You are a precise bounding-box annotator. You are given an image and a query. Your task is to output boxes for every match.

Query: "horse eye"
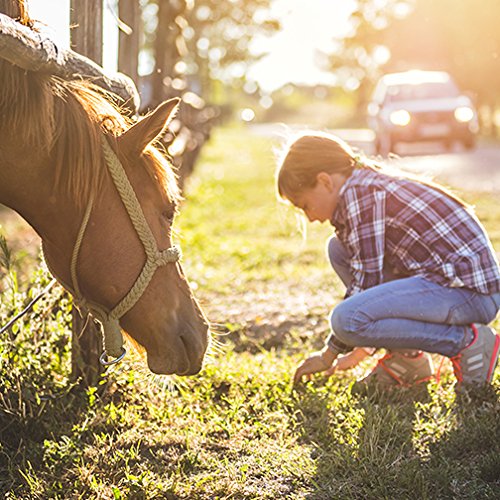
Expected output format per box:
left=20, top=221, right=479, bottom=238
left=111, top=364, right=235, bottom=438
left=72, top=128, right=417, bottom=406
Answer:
left=162, top=208, right=175, bottom=222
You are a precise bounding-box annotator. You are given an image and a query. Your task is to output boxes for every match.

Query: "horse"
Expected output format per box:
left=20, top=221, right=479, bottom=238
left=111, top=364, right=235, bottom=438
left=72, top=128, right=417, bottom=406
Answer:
left=0, top=11, right=210, bottom=376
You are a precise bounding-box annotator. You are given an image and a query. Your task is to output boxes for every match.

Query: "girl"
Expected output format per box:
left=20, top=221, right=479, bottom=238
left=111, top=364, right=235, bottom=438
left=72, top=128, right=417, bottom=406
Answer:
left=324, top=229, right=435, bottom=387
left=276, top=132, right=500, bottom=389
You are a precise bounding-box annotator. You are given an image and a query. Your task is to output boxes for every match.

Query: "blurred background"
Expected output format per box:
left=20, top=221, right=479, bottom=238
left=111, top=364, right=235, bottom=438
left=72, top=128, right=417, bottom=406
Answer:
left=28, top=0, right=500, bottom=131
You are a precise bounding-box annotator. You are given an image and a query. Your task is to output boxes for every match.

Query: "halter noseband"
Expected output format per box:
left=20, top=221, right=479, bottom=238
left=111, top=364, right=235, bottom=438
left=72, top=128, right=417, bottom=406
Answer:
left=65, top=136, right=181, bottom=365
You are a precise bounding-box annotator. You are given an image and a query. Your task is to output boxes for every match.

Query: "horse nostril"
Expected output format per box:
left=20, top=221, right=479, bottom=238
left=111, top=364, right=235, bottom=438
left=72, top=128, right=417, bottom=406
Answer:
left=179, top=333, right=205, bottom=374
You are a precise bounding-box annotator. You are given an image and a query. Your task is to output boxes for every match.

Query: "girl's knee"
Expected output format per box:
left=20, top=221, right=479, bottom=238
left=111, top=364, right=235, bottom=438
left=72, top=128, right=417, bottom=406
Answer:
left=330, top=302, right=356, bottom=344
left=330, top=299, right=373, bottom=346
left=327, top=238, right=352, bottom=288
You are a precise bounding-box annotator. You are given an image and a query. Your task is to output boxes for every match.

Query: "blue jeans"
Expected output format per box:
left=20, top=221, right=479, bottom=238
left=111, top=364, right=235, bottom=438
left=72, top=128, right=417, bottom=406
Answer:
left=327, top=237, right=500, bottom=357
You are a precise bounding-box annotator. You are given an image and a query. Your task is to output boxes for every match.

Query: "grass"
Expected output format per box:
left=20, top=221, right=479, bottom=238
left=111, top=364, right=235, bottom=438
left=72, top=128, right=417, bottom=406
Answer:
left=1, top=124, right=500, bottom=499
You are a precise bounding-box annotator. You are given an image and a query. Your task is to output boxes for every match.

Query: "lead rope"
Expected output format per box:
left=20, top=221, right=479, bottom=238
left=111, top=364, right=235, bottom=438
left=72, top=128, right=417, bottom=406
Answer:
left=68, top=136, right=181, bottom=365
left=0, top=278, right=57, bottom=335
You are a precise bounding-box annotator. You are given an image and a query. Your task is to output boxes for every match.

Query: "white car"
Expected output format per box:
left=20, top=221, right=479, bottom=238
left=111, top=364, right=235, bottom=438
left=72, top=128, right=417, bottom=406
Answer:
left=367, top=70, right=479, bottom=155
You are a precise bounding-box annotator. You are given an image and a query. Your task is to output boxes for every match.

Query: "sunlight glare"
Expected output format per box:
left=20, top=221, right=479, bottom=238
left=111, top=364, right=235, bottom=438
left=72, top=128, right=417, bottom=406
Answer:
left=240, top=108, right=256, bottom=122
left=28, top=0, right=70, bottom=47
left=248, top=0, right=356, bottom=92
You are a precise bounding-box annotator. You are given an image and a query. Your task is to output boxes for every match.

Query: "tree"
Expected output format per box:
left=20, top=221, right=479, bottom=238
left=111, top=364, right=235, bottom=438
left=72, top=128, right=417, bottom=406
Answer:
left=141, top=0, right=279, bottom=101
left=382, top=0, right=500, bottom=124
left=325, top=0, right=407, bottom=109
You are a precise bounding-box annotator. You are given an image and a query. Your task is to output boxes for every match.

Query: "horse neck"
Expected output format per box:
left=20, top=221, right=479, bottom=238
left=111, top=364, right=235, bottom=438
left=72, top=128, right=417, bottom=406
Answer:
left=0, top=61, right=74, bottom=238
left=0, top=150, right=80, bottom=249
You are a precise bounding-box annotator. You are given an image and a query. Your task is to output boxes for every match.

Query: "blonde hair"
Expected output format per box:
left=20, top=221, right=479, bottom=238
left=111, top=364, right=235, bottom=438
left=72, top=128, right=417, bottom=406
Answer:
left=276, top=131, right=469, bottom=209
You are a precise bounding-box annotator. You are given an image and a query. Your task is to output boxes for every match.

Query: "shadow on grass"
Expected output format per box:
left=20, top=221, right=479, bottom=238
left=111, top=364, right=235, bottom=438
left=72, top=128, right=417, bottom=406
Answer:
left=0, top=382, right=97, bottom=486
left=0, top=378, right=125, bottom=498
left=292, top=378, right=500, bottom=499
left=422, top=386, right=500, bottom=498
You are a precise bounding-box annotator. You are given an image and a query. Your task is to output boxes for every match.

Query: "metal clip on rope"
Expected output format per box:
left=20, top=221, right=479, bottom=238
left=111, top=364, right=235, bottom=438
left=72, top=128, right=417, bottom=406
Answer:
left=99, top=346, right=127, bottom=366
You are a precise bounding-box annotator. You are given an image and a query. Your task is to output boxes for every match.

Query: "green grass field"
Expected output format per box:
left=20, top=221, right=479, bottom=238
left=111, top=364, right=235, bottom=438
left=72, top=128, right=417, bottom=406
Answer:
left=1, top=125, right=500, bottom=499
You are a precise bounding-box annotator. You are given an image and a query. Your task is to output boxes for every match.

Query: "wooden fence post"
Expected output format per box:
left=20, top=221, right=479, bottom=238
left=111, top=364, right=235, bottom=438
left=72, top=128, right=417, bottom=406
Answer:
left=118, top=0, right=140, bottom=85
left=70, top=0, right=103, bottom=63
left=152, top=0, right=181, bottom=105
left=69, top=0, right=104, bottom=386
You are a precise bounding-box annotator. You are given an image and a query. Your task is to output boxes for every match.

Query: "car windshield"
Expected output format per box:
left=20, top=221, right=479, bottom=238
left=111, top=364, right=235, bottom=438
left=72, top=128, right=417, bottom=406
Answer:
left=385, top=81, right=460, bottom=102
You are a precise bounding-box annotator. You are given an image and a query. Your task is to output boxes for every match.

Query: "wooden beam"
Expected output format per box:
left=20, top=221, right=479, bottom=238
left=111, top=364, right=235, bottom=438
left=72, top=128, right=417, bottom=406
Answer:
left=0, top=12, right=139, bottom=106
left=0, top=0, right=30, bottom=22
left=152, top=0, right=180, bottom=104
left=70, top=309, right=102, bottom=386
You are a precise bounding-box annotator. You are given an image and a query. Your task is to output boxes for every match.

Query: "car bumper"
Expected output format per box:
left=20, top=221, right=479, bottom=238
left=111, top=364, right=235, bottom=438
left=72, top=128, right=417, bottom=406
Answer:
left=391, top=123, right=476, bottom=143
left=379, top=111, right=478, bottom=143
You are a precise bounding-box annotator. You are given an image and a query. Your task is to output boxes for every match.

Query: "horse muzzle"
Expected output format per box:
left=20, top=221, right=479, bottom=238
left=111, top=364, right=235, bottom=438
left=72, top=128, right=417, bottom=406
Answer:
left=146, top=326, right=209, bottom=376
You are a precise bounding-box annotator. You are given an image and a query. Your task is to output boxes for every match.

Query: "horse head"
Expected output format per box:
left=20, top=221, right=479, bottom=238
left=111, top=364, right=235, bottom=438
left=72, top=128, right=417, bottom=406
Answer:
left=0, top=12, right=210, bottom=375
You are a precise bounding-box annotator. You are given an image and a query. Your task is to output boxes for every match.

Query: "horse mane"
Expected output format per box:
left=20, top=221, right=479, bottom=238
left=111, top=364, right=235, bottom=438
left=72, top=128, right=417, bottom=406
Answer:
left=53, top=78, right=181, bottom=209
left=0, top=60, right=55, bottom=151
left=0, top=59, right=181, bottom=209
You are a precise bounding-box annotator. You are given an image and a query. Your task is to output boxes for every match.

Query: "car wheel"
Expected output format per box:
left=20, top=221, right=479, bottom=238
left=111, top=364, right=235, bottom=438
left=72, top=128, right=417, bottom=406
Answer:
left=443, top=139, right=454, bottom=151
left=376, top=134, right=392, bottom=157
left=462, top=137, right=476, bottom=150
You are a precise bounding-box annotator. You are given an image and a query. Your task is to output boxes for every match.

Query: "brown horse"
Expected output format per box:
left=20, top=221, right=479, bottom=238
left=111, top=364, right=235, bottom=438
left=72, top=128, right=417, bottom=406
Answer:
left=0, top=29, right=210, bottom=376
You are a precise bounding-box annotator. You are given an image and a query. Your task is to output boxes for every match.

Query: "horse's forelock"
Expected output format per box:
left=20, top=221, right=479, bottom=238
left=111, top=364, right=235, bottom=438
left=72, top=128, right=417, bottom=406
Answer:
left=48, top=78, right=130, bottom=208
left=142, top=146, right=182, bottom=208
left=1, top=64, right=179, bottom=210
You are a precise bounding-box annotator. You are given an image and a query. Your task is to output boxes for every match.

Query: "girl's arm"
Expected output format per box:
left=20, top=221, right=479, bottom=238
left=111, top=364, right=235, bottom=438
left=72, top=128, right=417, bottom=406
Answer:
left=343, top=186, right=387, bottom=297
left=324, top=347, right=373, bottom=376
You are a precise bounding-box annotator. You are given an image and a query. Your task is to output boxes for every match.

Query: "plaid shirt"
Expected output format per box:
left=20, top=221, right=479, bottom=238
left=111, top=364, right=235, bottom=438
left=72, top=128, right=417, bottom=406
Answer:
left=331, top=169, right=500, bottom=297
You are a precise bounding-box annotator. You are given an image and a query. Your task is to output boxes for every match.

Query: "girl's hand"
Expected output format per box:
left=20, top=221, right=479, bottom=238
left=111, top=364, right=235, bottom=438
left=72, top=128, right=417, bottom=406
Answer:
left=324, top=347, right=370, bottom=377
left=293, top=347, right=338, bottom=384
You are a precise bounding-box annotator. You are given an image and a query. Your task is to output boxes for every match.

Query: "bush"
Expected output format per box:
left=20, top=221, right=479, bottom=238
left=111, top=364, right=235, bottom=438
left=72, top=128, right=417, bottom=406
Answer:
left=0, top=234, right=72, bottom=445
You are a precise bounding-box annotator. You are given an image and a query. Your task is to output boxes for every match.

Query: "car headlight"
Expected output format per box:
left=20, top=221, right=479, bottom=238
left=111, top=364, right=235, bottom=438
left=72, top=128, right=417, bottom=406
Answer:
left=389, top=109, right=411, bottom=126
left=454, top=106, right=474, bottom=123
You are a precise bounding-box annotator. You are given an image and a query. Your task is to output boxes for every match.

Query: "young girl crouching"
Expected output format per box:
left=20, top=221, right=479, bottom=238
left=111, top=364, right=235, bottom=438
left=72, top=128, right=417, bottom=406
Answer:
left=276, top=132, right=500, bottom=390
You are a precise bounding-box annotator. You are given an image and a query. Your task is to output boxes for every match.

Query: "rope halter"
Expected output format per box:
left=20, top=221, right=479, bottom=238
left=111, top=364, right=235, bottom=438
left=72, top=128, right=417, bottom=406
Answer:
left=69, top=136, right=181, bottom=365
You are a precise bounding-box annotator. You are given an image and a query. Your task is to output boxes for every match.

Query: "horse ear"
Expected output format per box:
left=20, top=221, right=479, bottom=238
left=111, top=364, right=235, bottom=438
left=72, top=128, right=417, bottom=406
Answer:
left=119, top=98, right=180, bottom=152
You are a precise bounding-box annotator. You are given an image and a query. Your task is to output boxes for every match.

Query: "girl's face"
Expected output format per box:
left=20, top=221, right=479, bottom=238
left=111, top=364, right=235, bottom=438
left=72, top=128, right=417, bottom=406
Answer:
left=294, top=172, right=346, bottom=223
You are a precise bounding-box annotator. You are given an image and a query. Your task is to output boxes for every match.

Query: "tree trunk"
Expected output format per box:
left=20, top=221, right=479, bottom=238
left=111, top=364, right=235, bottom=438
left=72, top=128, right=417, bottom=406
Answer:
left=69, top=0, right=104, bottom=386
